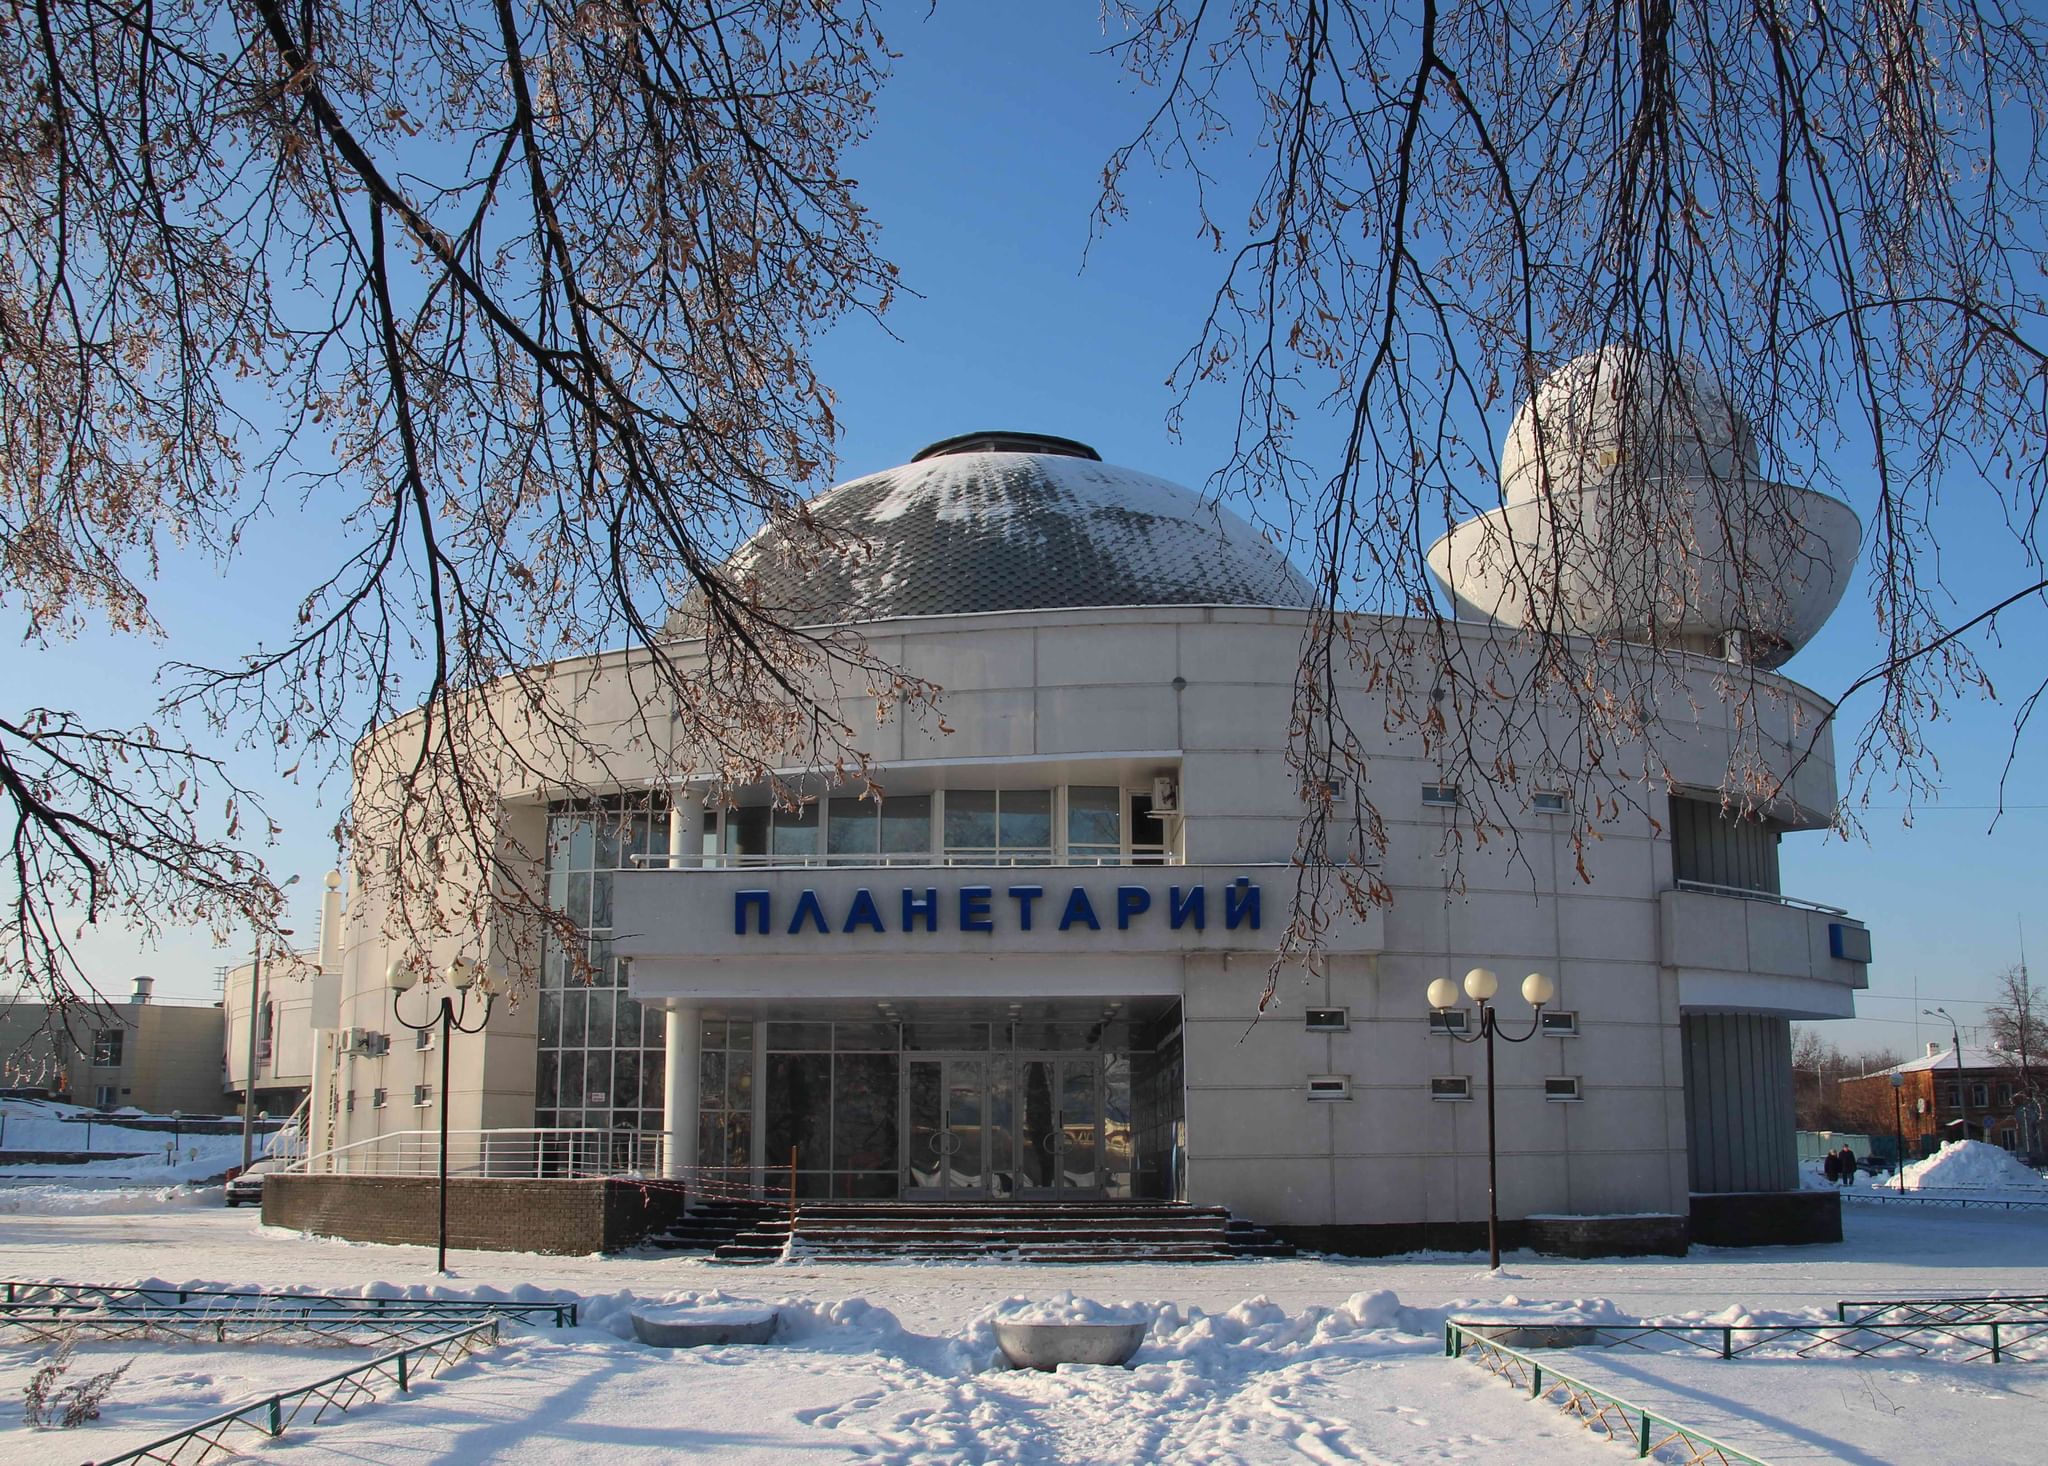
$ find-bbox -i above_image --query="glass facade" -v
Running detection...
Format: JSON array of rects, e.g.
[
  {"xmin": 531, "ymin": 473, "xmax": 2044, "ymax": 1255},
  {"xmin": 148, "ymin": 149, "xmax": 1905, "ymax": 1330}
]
[{"xmin": 535, "ymin": 795, "xmax": 669, "ymax": 1136}]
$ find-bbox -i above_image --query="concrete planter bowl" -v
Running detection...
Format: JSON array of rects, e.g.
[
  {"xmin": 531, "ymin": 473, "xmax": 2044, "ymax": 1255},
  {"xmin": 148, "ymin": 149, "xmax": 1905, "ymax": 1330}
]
[
  {"xmin": 993, "ymin": 1320, "xmax": 1147, "ymax": 1371},
  {"xmin": 630, "ymin": 1305, "xmax": 779, "ymax": 1349}
]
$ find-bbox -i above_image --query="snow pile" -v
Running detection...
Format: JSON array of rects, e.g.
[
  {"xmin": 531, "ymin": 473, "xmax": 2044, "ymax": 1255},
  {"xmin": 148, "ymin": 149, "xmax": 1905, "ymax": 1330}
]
[
  {"xmin": 1888, "ymin": 1140, "xmax": 2048, "ymax": 1194},
  {"xmin": 992, "ymin": 1291, "xmax": 1147, "ymax": 1326},
  {"xmin": 0, "ymin": 1183, "xmax": 221, "ymax": 1215},
  {"xmin": 1, "ymin": 1099, "xmax": 287, "ymax": 1183}
]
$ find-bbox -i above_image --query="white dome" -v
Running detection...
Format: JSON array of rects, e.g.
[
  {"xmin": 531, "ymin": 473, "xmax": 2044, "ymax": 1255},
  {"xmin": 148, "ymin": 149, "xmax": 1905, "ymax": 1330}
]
[
  {"xmin": 1429, "ymin": 350, "xmax": 1860, "ymax": 666},
  {"xmin": 677, "ymin": 433, "xmax": 1313, "ymax": 628}
]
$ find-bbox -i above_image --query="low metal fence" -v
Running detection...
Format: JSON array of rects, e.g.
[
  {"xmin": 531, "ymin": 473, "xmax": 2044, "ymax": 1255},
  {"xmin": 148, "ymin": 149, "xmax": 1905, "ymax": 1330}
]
[
  {"xmin": 78, "ymin": 1318, "xmax": 500, "ymax": 1466},
  {"xmin": 1836, "ymin": 1293, "xmax": 2048, "ymax": 1325},
  {"xmin": 1444, "ymin": 1322, "xmax": 1771, "ymax": 1465},
  {"xmin": 1, "ymin": 1305, "xmax": 491, "ymax": 1348},
  {"xmin": 1840, "ymin": 1189, "xmax": 2048, "ymax": 1212},
  {"xmin": 1446, "ymin": 1312, "xmax": 2048, "ymax": 1366},
  {"xmin": 0, "ymin": 1281, "xmax": 574, "ymax": 1327}
]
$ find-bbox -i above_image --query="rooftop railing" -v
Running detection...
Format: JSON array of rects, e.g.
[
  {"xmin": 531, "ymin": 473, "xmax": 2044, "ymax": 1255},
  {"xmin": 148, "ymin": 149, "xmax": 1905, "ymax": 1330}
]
[{"xmin": 1672, "ymin": 878, "xmax": 1847, "ymax": 916}]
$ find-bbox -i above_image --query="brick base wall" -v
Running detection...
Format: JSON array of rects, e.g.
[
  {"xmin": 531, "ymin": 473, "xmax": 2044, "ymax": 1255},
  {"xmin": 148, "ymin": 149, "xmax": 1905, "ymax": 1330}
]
[
  {"xmin": 1689, "ymin": 1189, "xmax": 1843, "ymax": 1247},
  {"xmin": 1524, "ymin": 1214, "xmax": 1689, "ymax": 1258},
  {"xmin": 264, "ymin": 1175, "xmax": 691, "ymax": 1255}
]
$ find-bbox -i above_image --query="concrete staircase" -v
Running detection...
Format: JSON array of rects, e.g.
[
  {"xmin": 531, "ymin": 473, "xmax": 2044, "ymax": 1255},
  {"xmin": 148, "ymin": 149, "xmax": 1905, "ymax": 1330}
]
[
  {"xmin": 684, "ymin": 1202, "xmax": 1295, "ymax": 1265},
  {"xmin": 642, "ymin": 1200, "xmax": 781, "ymax": 1256}
]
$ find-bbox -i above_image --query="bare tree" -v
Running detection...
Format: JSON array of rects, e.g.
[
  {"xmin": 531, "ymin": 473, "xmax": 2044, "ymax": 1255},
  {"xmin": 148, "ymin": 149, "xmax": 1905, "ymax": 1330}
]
[
  {"xmin": 3, "ymin": 0, "xmax": 934, "ymax": 1014},
  {"xmin": 1099, "ymin": 2, "xmax": 2048, "ymax": 974},
  {"xmin": 1987, "ymin": 963, "xmax": 2045, "ymax": 1099}
]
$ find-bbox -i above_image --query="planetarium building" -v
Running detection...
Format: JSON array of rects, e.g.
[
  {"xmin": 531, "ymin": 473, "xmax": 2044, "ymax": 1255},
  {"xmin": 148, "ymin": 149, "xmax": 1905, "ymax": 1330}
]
[{"xmin": 295, "ymin": 365, "xmax": 1872, "ymax": 1257}]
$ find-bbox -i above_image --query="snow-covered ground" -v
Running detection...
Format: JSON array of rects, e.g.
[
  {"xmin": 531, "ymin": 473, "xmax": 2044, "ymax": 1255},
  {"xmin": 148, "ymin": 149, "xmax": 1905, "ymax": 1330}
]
[
  {"xmin": 1, "ymin": 1184, "xmax": 2042, "ymax": 1463},
  {"xmin": 0, "ymin": 1098, "xmax": 289, "ymax": 1184}
]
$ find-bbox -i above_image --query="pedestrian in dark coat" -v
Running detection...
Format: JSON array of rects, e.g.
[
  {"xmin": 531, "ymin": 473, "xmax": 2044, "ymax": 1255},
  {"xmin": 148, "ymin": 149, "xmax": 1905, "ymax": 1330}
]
[
  {"xmin": 1838, "ymin": 1145, "xmax": 1857, "ymax": 1184},
  {"xmin": 1823, "ymin": 1150, "xmax": 1839, "ymax": 1183}
]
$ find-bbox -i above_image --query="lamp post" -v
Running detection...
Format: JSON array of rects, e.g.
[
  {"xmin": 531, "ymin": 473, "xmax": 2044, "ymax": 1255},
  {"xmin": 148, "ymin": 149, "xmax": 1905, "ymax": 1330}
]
[
  {"xmin": 1889, "ymin": 1071, "xmax": 1906, "ymax": 1194},
  {"xmin": 170, "ymin": 1110, "xmax": 183, "ymax": 1168},
  {"xmin": 388, "ymin": 956, "xmax": 493, "ymax": 1275},
  {"xmin": 1924, "ymin": 1006, "xmax": 1968, "ymax": 1142},
  {"xmin": 1427, "ymin": 966, "xmax": 1555, "ymax": 1270}
]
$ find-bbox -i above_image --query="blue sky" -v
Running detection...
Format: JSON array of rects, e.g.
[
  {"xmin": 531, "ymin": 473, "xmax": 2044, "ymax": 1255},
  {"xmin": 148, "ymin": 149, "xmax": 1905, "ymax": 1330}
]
[{"xmin": 7, "ymin": 7, "xmax": 2042, "ymax": 1057}]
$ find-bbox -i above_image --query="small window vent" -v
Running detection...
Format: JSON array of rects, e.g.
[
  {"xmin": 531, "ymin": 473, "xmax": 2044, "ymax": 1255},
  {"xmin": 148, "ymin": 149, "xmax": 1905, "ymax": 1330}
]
[
  {"xmin": 1305, "ymin": 1007, "xmax": 1349, "ymax": 1032},
  {"xmin": 1532, "ymin": 790, "xmax": 1569, "ymax": 814},
  {"xmin": 1431, "ymin": 1076, "xmax": 1472, "ymax": 1101},
  {"xmin": 1306, "ymin": 1074, "xmax": 1352, "ymax": 1101},
  {"xmin": 1428, "ymin": 1009, "xmax": 1470, "ymax": 1034},
  {"xmin": 1421, "ymin": 784, "xmax": 1460, "ymax": 808},
  {"xmin": 371, "ymin": 1087, "xmax": 388, "ymax": 1109},
  {"xmin": 1539, "ymin": 1010, "xmax": 1579, "ymax": 1036},
  {"xmin": 413, "ymin": 1084, "xmax": 433, "ymax": 1107},
  {"xmin": 1544, "ymin": 1076, "xmax": 1583, "ymax": 1102}
]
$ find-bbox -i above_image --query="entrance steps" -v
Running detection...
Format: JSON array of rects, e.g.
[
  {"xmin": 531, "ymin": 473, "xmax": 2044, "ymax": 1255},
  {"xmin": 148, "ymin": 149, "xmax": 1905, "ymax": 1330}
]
[
  {"xmin": 691, "ymin": 1202, "xmax": 1295, "ymax": 1265},
  {"xmin": 641, "ymin": 1200, "xmax": 779, "ymax": 1255}
]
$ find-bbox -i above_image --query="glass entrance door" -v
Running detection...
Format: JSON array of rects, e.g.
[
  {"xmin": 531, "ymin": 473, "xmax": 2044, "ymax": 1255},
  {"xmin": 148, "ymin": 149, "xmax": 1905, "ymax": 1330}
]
[
  {"xmin": 1016, "ymin": 1055, "xmax": 1104, "ymax": 1196},
  {"xmin": 903, "ymin": 1055, "xmax": 990, "ymax": 1199}
]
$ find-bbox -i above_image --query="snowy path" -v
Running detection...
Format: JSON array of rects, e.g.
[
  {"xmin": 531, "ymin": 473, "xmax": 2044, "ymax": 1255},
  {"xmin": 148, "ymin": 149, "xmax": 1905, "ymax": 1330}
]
[{"xmin": 1, "ymin": 1188, "xmax": 2042, "ymax": 1464}]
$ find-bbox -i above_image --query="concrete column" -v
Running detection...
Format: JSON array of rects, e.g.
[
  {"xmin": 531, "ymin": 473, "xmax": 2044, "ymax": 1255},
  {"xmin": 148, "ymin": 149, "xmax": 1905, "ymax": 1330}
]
[
  {"xmin": 663, "ymin": 1004, "xmax": 701, "ymax": 1179},
  {"xmin": 750, "ymin": 1019, "xmax": 769, "ymax": 1184}
]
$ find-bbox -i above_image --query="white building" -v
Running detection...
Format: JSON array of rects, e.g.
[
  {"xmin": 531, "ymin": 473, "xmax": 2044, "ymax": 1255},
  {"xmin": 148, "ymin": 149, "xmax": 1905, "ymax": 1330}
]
[{"xmin": 313, "ymin": 373, "xmax": 1871, "ymax": 1253}]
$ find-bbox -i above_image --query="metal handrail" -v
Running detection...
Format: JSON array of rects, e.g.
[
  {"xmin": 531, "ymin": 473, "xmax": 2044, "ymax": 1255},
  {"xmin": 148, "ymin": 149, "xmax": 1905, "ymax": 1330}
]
[
  {"xmin": 1672, "ymin": 878, "xmax": 1849, "ymax": 916},
  {"xmin": 287, "ymin": 1126, "xmax": 676, "ymax": 1180},
  {"xmin": 1841, "ymin": 1189, "xmax": 2048, "ymax": 1212},
  {"xmin": 1445, "ymin": 1322, "xmax": 1772, "ymax": 1465},
  {"xmin": 80, "ymin": 1318, "xmax": 500, "ymax": 1466},
  {"xmin": 627, "ymin": 848, "xmax": 1175, "ymax": 868}
]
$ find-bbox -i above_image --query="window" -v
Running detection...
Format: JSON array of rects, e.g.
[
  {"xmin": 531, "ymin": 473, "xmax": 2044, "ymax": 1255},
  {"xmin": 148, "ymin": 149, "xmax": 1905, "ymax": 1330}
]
[
  {"xmin": 2000, "ymin": 1128, "xmax": 2019, "ymax": 1149},
  {"xmin": 1998, "ymin": 1084, "xmax": 2013, "ymax": 1107},
  {"xmin": 1971, "ymin": 1083, "xmax": 1989, "ymax": 1109},
  {"xmin": 1944, "ymin": 1085, "xmax": 1961, "ymax": 1109},
  {"xmin": 1532, "ymin": 790, "xmax": 1568, "ymax": 814},
  {"xmin": 1428, "ymin": 1009, "xmax": 1470, "ymax": 1034},
  {"xmin": 415, "ymin": 1027, "xmax": 435, "ymax": 1051},
  {"xmin": 413, "ymin": 1084, "xmax": 433, "ymax": 1108},
  {"xmin": 91, "ymin": 1029, "xmax": 123, "ymax": 1067},
  {"xmin": 372, "ymin": 1088, "xmax": 388, "ymax": 1109},
  {"xmin": 345, "ymin": 1091, "xmax": 356, "ymax": 1113},
  {"xmin": 1544, "ymin": 1077, "xmax": 1583, "ymax": 1102},
  {"xmin": 1421, "ymin": 784, "xmax": 1460, "ymax": 808},
  {"xmin": 1304, "ymin": 1008, "xmax": 1349, "ymax": 1032},
  {"xmin": 94, "ymin": 1085, "xmax": 119, "ymax": 1108},
  {"xmin": 1066, "ymin": 786, "xmax": 1123, "ymax": 864},
  {"xmin": 943, "ymin": 789, "xmax": 1053, "ymax": 864},
  {"xmin": 1305, "ymin": 1074, "xmax": 1351, "ymax": 1101},
  {"xmin": 826, "ymin": 795, "xmax": 932, "ymax": 863},
  {"xmin": 1431, "ymin": 1076, "xmax": 1472, "ymax": 1101},
  {"xmin": 1539, "ymin": 1010, "xmax": 1579, "ymax": 1036}
]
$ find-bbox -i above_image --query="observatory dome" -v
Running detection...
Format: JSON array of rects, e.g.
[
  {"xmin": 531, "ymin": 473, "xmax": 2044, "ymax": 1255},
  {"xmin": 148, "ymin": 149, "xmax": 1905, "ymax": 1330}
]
[
  {"xmin": 682, "ymin": 432, "xmax": 1313, "ymax": 628},
  {"xmin": 1427, "ymin": 348, "xmax": 1861, "ymax": 667}
]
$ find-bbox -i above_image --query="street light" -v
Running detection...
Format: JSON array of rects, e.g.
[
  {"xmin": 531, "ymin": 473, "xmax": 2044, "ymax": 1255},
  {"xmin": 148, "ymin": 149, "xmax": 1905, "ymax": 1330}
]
[
  {"xmin": 170, "ymin": 1110, "xmax": 183, "ymax": 1168},
  {"xmin": 1426, "ymin": 965, "xmax": 1555, "ymax": 1270},
  {"xmin": 388, "ymin": 955, "xmax": 494, "ymax": 1275},
  {"xmin": 1923, "ymin": 1006, "xmax": 1968, "ymax": 1143}
]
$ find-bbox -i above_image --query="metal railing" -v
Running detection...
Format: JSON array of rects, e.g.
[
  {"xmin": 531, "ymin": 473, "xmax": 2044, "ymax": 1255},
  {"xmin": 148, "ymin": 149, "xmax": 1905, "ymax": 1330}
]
[
  {"xmin": 628, "ymin": 846, "xmax": 1174, "ymax": 869},
  {"xmin": 1672, "ymin": 879, "xmax": 1847, "ymax": 916},
  {"xmin": 0, "ymin": 1281, "xmax": 575, "ymax": 1328},
  {"xmin": 283, "ymin": 1128, "xmax": 794, "ymax": 1210},
  {"xmin": 1840, "ymin": 1188, "xmax": 2048, "ymax": 1212},
  {"xmin": 80, "ymin": 1318, "xmax": 500, "ymax": 1466},
  {"xmin": 1445, "ymin": 1322, "xmax": 1772, "ymax": 1465},
  {"xmin": 1447, "ymin": 1313, "xmax": 2048, "ymax": 1366},
  {"xmin": 1838, "ymin": 1294, "xmax": 2048, "ymax": 1325}
]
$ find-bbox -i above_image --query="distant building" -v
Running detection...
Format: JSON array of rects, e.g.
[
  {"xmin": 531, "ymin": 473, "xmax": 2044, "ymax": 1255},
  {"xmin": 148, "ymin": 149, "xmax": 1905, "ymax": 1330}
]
[
  {"xmin": 221, "ymin": 874, "xmax": 345, "ymax": 1121},
  {"xmin": 0, "ymin": 977, "xmax": 225, "ymax": 1115},
  {"xmin": 1839, "ymin": 1042, "xmax": 2043, "ymax": 1160}
]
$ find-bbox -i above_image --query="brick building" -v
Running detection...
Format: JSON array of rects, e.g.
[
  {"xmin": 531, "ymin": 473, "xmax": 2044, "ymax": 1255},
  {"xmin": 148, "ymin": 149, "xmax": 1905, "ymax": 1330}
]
[{"xmin": 1839, "ymin": 1043, "xmax": 2043, "ymax": 1161}]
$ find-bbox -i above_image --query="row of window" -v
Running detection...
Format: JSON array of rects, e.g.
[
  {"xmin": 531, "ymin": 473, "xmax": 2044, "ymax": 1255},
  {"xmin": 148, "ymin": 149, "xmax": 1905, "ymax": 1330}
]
[
  {"xmin": 1304, "ymin": 1074, "xmax": 1586, "ymax": 1102},
  {"xmin": 1421, "ymin": 785, "xmax": 1569, "ymax": 814},
  {"xmin": 1943, "ymin": 1082, "xmax": 2018, "ymax": 1109},
  {"xmin": 344, "ymin": 1085, "xmax": 433, "ymax": 1111},
  {"xmin": 703, "ymin": 785, "xmax": 1168, "ymax": 866}
]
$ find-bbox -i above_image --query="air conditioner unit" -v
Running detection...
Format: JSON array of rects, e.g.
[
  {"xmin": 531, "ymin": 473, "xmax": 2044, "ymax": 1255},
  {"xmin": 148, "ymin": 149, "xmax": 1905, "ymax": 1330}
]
[
  {"xmin": 1151, "ymin": 775, "xmax": 1180, "ymax": 815},
  {"xmin": 348, "ymin": 1029, "xmax": 388, "ymax": 1057}
]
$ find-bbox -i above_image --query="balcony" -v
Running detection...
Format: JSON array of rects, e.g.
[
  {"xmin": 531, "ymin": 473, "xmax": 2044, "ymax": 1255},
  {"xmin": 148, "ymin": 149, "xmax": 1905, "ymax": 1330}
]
[{"xmin": 1660, "ymin": 881, "xmax": 1871, "ymax": 1019}]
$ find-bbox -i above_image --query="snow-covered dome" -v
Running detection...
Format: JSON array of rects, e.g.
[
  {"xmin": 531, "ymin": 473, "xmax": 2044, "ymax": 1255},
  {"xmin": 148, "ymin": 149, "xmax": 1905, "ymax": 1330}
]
[
  {"xmin": 684, "ymin": 432, "xmax": 1313, "ymax": 628},
  {"xmin": 1427, "ymin": 349, "xmax": 1861, "ymax": 667},
  {"xmin": 1499, "ymin": 346, "xmax": 1760, "ymax": 502}
]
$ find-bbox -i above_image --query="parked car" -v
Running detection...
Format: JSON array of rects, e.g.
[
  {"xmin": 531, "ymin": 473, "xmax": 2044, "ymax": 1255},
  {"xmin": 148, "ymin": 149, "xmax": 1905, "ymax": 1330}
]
[{"xmin": 223, "ymin": 1159, "xmax": 277, "ymax": 1207}]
